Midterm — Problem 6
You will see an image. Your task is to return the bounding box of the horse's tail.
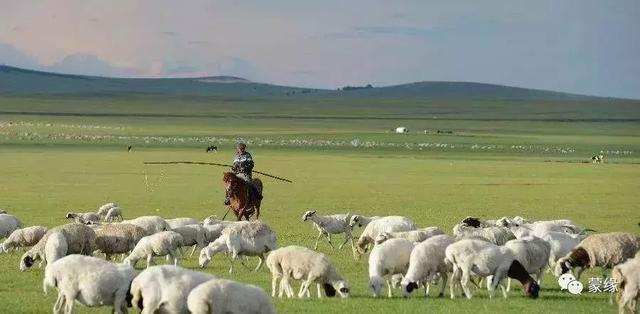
[254,178,263,193]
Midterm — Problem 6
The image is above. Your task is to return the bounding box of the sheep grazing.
[555,232,640,279]
[130,265,215,314]
[20,223,96,271]
[355,216,417,257]
[199,221,277,273]
[166,217,200,229]
[503,236,551,292]
[123,231,184,268]
[445,239,540,299]
[348,214,381,229]
[0,213,23,238]
[374,227,445,245]
[93,223,146,260]
[266,245,350,298]
[369,238,414,298]
[302,210,355,250]
[452,223,516,245]
[103,206,124,222]
[511,227,586,266]
[43,255,136,314]
[612,252,640,314]
[1,226,48,253]
[172,224,207,256]
[65,211,101,224]
[187,278,275,314]
[401,234,455,298]
[121,216,170,235]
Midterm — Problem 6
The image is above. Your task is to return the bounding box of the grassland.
[0,94,638,313]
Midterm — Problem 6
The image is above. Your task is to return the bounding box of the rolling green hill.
[0,65,615,100]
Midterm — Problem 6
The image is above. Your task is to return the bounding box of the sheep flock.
[1,204,639,313]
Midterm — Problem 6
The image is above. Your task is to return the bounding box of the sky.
[1,0,639,98]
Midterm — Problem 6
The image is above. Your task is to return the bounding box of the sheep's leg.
[317,283,322,298]
[461,269,473,300]
[450,266,460,299]
[189,245,198,257]
[506,278,511,293]
[425,281,430,297]
[439,272,447,297]
[113,291,127,314]
[314,231,323,250]
[325,233,335,250]
[338,231,352,250]
[146,254,153,268]
[64,292,76,314]
[387,280,393,298]
[271,275,279,297]
[489,271,506,299]
[53,294,65,314]
[228,253,236,273]
[254,254,265,272]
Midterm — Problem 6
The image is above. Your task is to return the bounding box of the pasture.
[0,95,639,313]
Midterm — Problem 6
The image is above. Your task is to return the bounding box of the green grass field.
[0,95,639,313]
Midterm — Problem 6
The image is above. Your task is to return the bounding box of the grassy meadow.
[0,94,639,313]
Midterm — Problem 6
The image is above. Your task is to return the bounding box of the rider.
[224,142,262,205]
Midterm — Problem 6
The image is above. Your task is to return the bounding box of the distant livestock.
[206,145,218,152]
[395,127,409,134]
[592,154,604,163]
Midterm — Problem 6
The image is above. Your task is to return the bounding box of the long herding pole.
[143,161,293,183]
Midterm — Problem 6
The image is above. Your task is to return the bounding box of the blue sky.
[1,0,639,98]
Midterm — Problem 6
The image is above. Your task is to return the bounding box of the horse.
[223,172,263,221]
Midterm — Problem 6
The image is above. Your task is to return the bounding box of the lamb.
[65,211,101,224]
[172,224,207,256]
[199,221,277,273]
[368,238,414,298]
[612,252,640,314]
[302,210,355,250]
[93,223,146,260]
[503,236,551,292]
[123,231,184,268]
[130,265,215,314]
[400,234,455,298]
[452,223,516,245]
[166,217,200,229]
[266,245,350,298]
[20,223,96,271]
[43,255,136,314]
[0,213,23,238]
[348,214,381,229]
[187,278,275,314]
[445,239,540,299]
[103,206,124,222]
[1,226,48,252]
[555,232,640,280]
[121,216,170,235]
[374,227,445,245]
[355,216,417,257]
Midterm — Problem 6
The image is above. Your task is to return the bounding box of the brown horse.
[223,172,263,221]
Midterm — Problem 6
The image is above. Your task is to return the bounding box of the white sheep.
[43,255,136,314]
[445,239,540,299]
[503,236,551,292]
[166,217,200,229]
[93,223,147,260]
[348,214,381,229]
[199,221,277,273]
[400,234,454,298]
[103,206,124,222]
[130,265,215,314]
[123,231,184,268]
[266,245,350,298]
[187,278,275,314]
[0,213,23,238]
[172,224,207,256]
[1,226,48,252]
[302,210,354,250]
[498,217,587,234]
[96,202,118,217]
[20,223,96,271]
[374,227,445,245]
[368,238,414,298]
[121,216,170,235]
[612,252,640,314]
[65,211,101,224]
[452,223,516,245]
[510,226,586,267]
[460,216,500,228]
[356,216,417,257]
[555,232,640,279]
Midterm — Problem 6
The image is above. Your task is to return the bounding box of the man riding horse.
[224,142,263,207]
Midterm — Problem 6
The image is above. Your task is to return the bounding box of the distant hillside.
[0,65,614,100]
[0,65,322,97]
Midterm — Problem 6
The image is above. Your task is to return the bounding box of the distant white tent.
[395,127,409,133]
